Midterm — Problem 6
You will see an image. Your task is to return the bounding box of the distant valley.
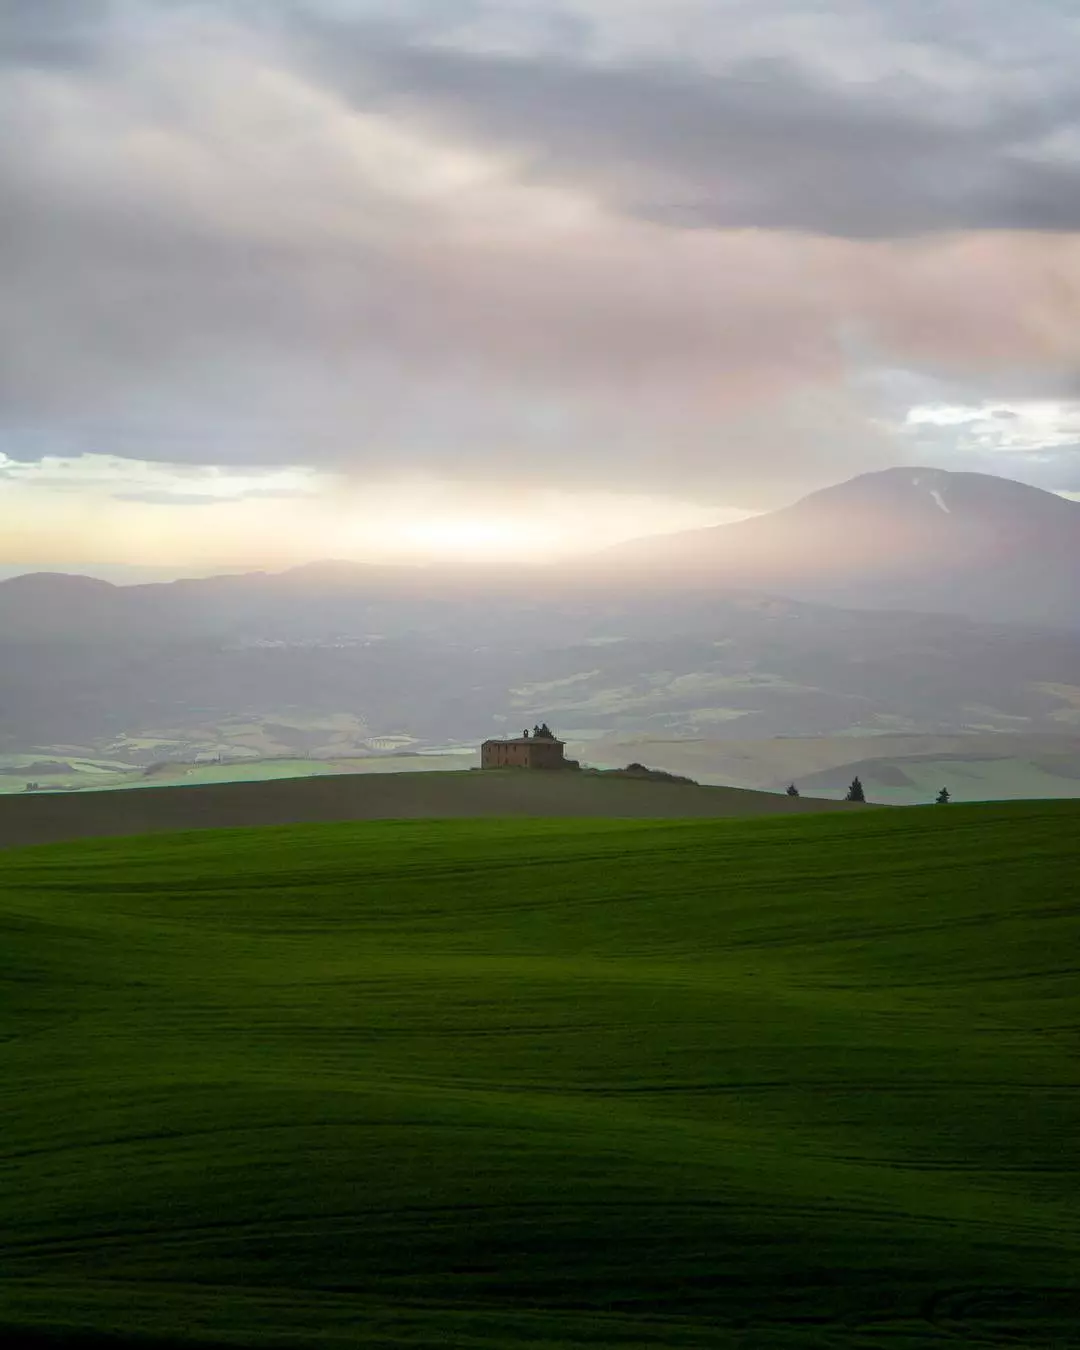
[2,468,1078,801]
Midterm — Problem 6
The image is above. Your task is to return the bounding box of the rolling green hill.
[574,732,1080,805]
[0,769,856,852]
[2,805,1078,1348]
[798,752,1080,805]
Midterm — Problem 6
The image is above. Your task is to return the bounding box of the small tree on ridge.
[845,776,866,803]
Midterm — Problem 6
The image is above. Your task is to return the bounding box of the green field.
[0,771,853,851]
[154,754,478,786]
[2,805,1078,1348]
[797,755,1080,805]
[574,733,1080,805]
[0,754,478,796]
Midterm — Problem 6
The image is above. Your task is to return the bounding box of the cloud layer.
[3,0,1080,517]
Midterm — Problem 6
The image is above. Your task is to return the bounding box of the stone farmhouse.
[481,724,567,770]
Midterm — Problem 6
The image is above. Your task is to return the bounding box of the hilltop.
[1,803,1077,1348]
[0,767,857,851]
[579,731,1080,803]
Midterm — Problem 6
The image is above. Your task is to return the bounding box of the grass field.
[0,754,480,797]
[0,769,854,851]
[806,755,1080,805]
[148,755,479,787]
[574,733,1080,805]
[1,803,1078,1348]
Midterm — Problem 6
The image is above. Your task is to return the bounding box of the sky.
[3,0,1080,571]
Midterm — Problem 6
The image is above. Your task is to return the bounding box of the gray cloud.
[3,0,1080,506]
[0,0,115,69]
[305,25,1080,238]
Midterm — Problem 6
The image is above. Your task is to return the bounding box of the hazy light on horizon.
[0,453,751,569]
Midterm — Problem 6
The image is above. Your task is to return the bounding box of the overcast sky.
[3,0,1080,568]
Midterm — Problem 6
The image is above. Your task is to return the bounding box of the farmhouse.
[481,724,567,770]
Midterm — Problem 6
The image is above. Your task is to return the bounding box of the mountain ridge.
[2,466,1078,762]
[598,466,1080,627]
[3,466,1075,629]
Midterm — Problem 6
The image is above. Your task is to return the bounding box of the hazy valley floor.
[0,769,856,851]
[1,804,1078,1348]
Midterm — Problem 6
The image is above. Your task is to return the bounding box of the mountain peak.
[789,465,1076,520]
[598,466,1079,627]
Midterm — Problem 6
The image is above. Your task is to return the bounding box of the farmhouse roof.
[482,735,564,746]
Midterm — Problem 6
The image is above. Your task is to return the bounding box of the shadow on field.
[0,767,860,850]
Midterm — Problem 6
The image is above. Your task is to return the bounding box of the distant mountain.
[0,562,238,585]
[599,468,1080,627]
[3,467,1080,764]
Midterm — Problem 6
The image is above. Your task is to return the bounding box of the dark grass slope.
[0,769,857,852]
[2,803,1079,1348]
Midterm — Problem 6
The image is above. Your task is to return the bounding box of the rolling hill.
[1,804,1078,1348]
[576,731,1080,803]
[0,767,858,852]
